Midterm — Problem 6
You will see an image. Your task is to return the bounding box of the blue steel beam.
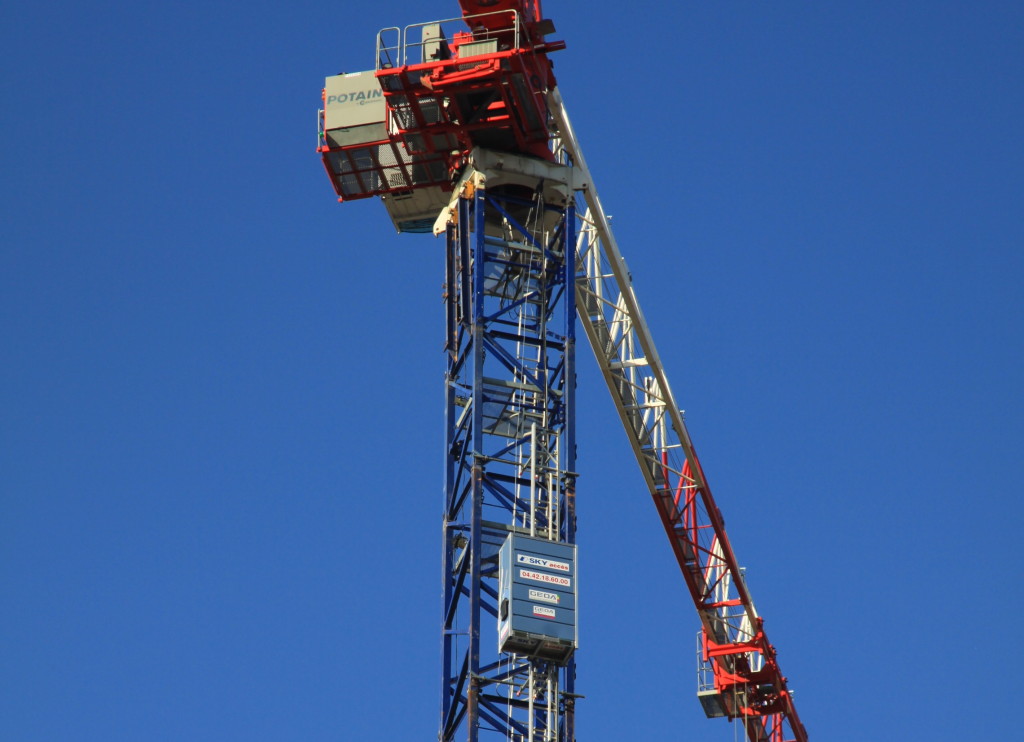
[441,169,577,742]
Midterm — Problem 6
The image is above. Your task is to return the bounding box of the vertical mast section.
[317,7,576,739]
[441,152,578,741]
[549,89,808,742]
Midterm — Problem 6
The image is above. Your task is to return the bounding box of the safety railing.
[375,10,521,71]
[376,27,401,70]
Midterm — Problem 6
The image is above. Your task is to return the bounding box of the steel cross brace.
[441,171,577,742]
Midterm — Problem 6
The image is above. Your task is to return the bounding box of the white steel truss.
[549,88,806,742]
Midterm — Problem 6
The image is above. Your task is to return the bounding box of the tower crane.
[317,2,808,741]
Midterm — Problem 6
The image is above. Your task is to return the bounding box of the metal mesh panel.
[377,143,412,189]
[431,132,458,151]
[405,132,427,154]
[327,148,380,197]
[390,94,416,130]
[419,98,443,125]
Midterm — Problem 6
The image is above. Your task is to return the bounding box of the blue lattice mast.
[317,5,578,738]
[440,157,578,741]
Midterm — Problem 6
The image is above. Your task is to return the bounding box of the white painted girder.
[548,87,759,643]
[549,87,807,742]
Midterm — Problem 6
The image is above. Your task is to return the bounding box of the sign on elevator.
[498,533,578,665]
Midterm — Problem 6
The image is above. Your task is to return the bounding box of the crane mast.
[317,3,807,741]
[438,152,579,741]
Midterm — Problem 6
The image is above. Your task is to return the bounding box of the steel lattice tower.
[440,160,577,742]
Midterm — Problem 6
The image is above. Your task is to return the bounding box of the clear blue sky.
[3,2,1022,740]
